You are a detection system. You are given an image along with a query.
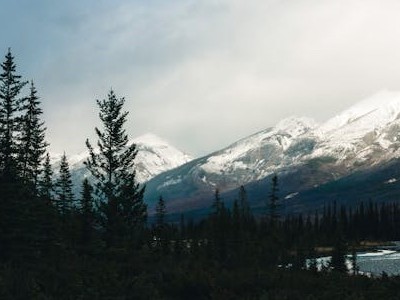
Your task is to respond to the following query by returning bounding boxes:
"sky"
[2,0,400,157]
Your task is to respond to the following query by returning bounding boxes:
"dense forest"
[2,49,400,299]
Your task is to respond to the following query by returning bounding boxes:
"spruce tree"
[268,174,279,223]
[39,153,54,205]
[18,81,47,192]
[0,48,27,179]
[232,199,240,230]
[212,188,222,217]
[55,153,74,216]
[155,195,166,229]
[238,185,251,225]
[0,49,32,263]
[330,236,348,273]
[85,89,146,248]
[79,178,95,250]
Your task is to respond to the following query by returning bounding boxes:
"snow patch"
[385,178,397,184]
[357,250,396,257]
[285,192,299,199]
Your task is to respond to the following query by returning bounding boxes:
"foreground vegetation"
[2,49,400,299]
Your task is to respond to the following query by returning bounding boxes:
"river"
[309,242,400,276]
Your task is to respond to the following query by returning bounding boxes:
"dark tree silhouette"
[55,153,74,216]
[85,89,146,248]
[0,48,27,179]
[268,174,279,223]
[18,81,47,192]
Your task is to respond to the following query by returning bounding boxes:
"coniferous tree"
[0,49,31,263]
[85,89,146,248]
[155,195,169,253]
[268,174,279,223]
[232,199,240,232]
[18,81,47,192]
[79,178,95,250]
[212,188,222,217]
[39,153,54,205]
[330,236,348,273]
[55,153,74,216]
[238,185,250,224]
[155,195,166,229]
[0,48,27,179]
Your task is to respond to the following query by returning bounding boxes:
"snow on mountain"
[50,91,400,213]
[201,116,318,179]
[313,90,400,163]
[144,116,320,206]
[132,133,193,183]
[320,90,400,135]
[144,91,400,212]
[51,133,193,189]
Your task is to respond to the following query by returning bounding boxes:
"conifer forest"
[3,49,400,299]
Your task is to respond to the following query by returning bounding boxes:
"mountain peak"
[274,116,318,136]
[133,133,170,147]
[320,90,400,135]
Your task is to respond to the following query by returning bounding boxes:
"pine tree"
[39,153,54,205]
[0,49,31,262]
[18,81,47,192]
[85,89,147,248]
[330,236,348,273]
[79,178,95,250]
[232,199,240,231]
[155,195,166,229]
[238,185,251,226]
[350,247,358,275]
[155,195,169,253]
[0,48,27,179]
[55,153,74,216]
[212,188,222,217]
[268,174,279,223]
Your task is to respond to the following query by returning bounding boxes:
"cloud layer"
[2,0,400,156]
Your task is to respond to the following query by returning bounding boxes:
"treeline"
[1,49,400,299]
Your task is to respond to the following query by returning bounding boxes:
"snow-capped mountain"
[199,116,318,184]
[130,133,193,183]
[144,91,400,213]
[51,133,192,193]
[313,90,400,165]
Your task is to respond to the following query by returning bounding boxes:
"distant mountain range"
[59,90,400,217]
[143,90,400,216]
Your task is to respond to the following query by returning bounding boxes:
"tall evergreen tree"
[55,153,74,216]
[0,49,31,263]
[0,48,27,179]
[330,236,348,273]
[85,89,146,248]
[212,188,222,217]
[39,153,54,205]
[155,195,166,229]
[238,185,251,224]
[18,81,47,191]
[268,174,279,223]
[79,178,95,250]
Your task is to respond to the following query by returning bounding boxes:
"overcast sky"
[2,0,400,157]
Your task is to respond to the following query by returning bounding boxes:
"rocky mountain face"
[144,91,400,214]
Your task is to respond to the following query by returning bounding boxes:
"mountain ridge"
[143,91,400,214]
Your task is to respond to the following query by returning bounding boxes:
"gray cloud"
[2,0,400,156]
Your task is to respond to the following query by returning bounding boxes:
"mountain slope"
[51,133,192,194]
[144,117,320,211]
[313,90,400,165]
[144,91,400,214]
